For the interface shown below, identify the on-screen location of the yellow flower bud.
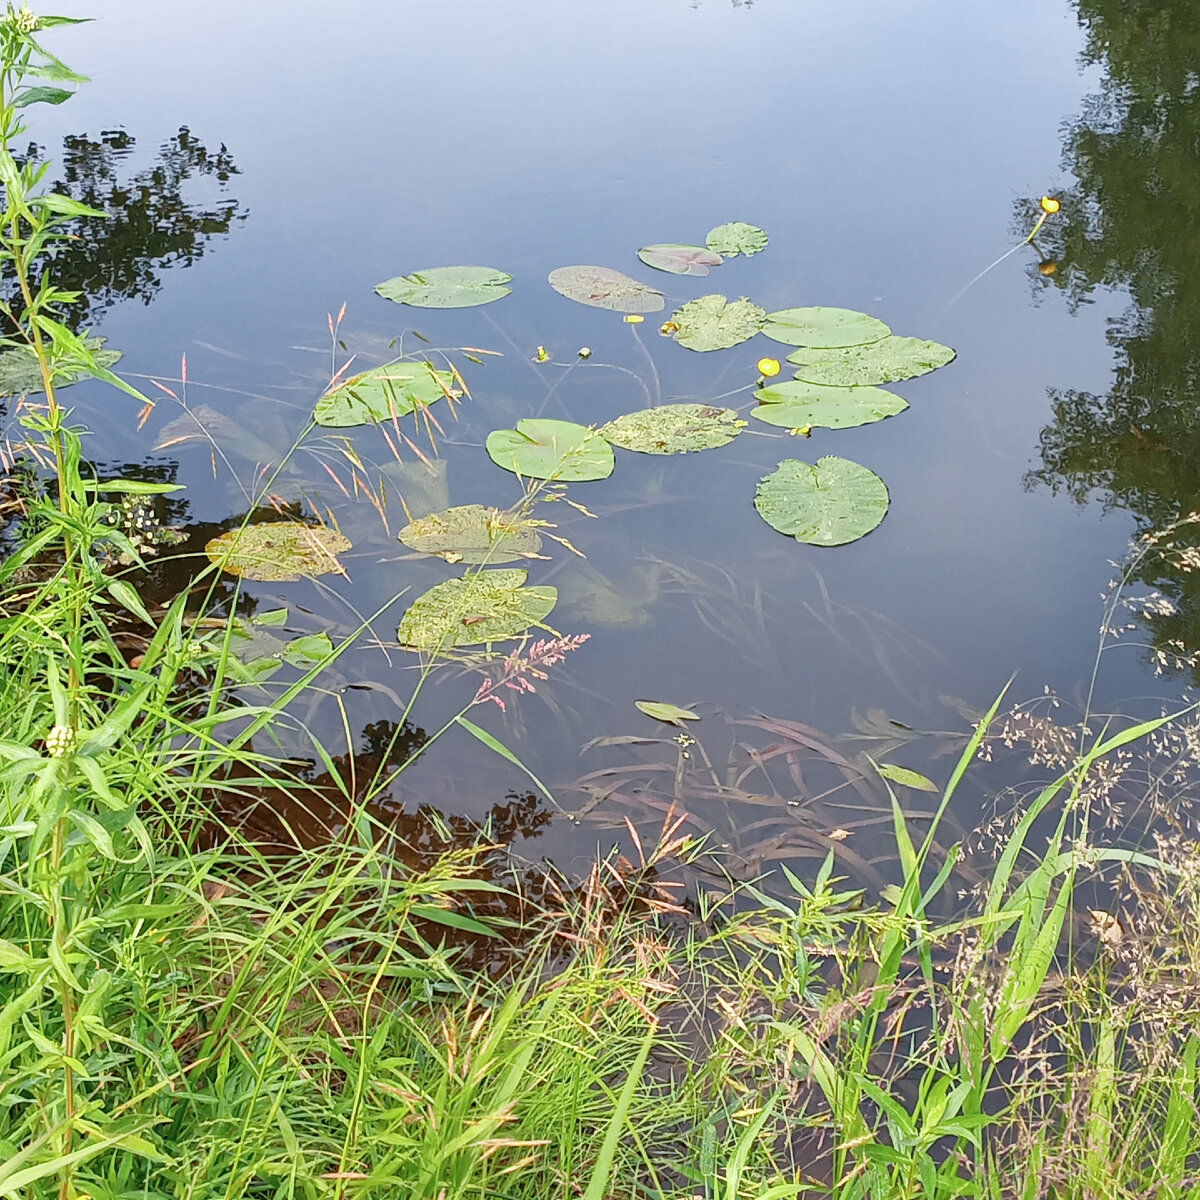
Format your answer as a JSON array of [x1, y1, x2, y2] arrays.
[[624, 314, 644, 324], [535, 346, 550, 362], [1040, 196, 1061, 214], [577, 347, 592, 359], [757, 357, 781, 377], [659, 320, 680, 336]]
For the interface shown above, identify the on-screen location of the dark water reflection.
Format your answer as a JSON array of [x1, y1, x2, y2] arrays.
[[20, 0, 1200, 892]]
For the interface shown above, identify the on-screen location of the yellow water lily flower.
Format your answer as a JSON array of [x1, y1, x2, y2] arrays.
[[660, 320, 680, 336], [757, 357, 781, 377], [624, 314, 645, 324], [578, 347, 592, 359], [1040, 196, 1061, 214], [535, 346, 551, 362]]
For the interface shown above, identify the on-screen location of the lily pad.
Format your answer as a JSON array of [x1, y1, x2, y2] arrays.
[[636, 700, 700, 725], [548, 265, 664, 313], [636, 244, 723, 276], [313, 361, 457, 427], [754, 457, 889, 547], [205, 523, 352, 581], [762, 307, 891, 349], [486, 418, 615, 482], [600, 403, 745, 454], [375, 266, 512, 308], [672, 295, 766, 352], [397, 568, 557, 651], [789, 336, 956, 386], [398, 504, 544, 564], [705, 222, 768, 258], [751, 381, 908, 430], [0, 336, 121, 398]]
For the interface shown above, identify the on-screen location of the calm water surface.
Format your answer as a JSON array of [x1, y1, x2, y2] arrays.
[[27, 0, 1197, 881]]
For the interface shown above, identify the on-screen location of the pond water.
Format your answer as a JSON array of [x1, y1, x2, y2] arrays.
[[25, 0, 1200, 884]]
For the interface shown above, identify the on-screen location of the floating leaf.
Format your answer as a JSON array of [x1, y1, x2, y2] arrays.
[[752, 381, 908, 430], [789, 336, 956, 386], [397, 568, 556, 651], [636, 700, 700, 726], [375, 266, 512, 308], [754, 457, 889, 547], [548, 265, 664, 313], [600, 403, 745, 454], [313, 361, 457, 427], [876, 763, 938, 792], [762, 307, 891, 349], [205, 523, 351, 581], [672, 295, 766, 352], [637, 244, 723, 275], [219, 626, 335, 685], [705, 222, 767, 258], [0, 336, 121, 398], [398, 504, 544, 564], [486, 418, 615, 482]]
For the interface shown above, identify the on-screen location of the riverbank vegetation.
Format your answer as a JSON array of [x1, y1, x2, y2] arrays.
[[0, 7, 1197, 1198]]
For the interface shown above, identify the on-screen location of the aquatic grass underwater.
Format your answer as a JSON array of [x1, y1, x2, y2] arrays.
[[0, 6, 1197, 1199]]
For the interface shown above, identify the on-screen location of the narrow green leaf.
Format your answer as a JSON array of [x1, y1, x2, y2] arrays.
[[457, 715, 557, 806]]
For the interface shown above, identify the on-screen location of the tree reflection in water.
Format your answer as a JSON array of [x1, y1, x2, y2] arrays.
[[1022, 1, 1200, 678]]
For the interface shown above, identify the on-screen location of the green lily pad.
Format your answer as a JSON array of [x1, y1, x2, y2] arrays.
[[754, 457, 889, 547], [636, 700, 700, 725], [398, 504, 544, 564], [313, 361, 457, 427], [751, 381, 908, 430], [636, 244, 723, 275], [762, 307, 891, 349], [672, 295, 766, 352], [397, 568, 557, 651], [548, 265, 664, 313], [486, 418, 615, 482], [0, 336, 121, 398], [600, 403, 745, 454], [788, 336, 956, 386], [375, 266, 512, 308], [205, 523, 352, 581], [705, 222, 767, 258]]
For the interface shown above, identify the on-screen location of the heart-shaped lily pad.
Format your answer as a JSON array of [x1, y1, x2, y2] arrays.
[[397, 568, 557, 651], [705, 222, 767, 258], [548, 265, 664, 313], [637, 244, 723, 275], [754, 457, 889, 546], [762, 307, 891, 349], [398, 504, 544, 564], [486, 418, 615, 481], [205, 523, 351, 581], [789, 336, 956, 386], [752, 381, 908, 430], [314, 361, 457, 427], [375, 266, 512, 308], [672, 295, 766, 352], [600, 403, 745, 453]]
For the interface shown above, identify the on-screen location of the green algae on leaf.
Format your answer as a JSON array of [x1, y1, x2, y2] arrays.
[[600, 403, 745, 454], [754, 457, 889, 546], [548, 265, 665, 313], [752, 381, 908, 430], [705, 222, 767, 258], [486, 418, 615, 481], [205, 522, 351, 581], [636, 244, 723, 275], [314, 361, 458, 427], [375, 266, 512, 308], [762, 306, 891, 349], [398, 504, 544, 564], [672, 295, 766, 352], [789, 336, 956, 386], [397, 568, 557, 651]]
